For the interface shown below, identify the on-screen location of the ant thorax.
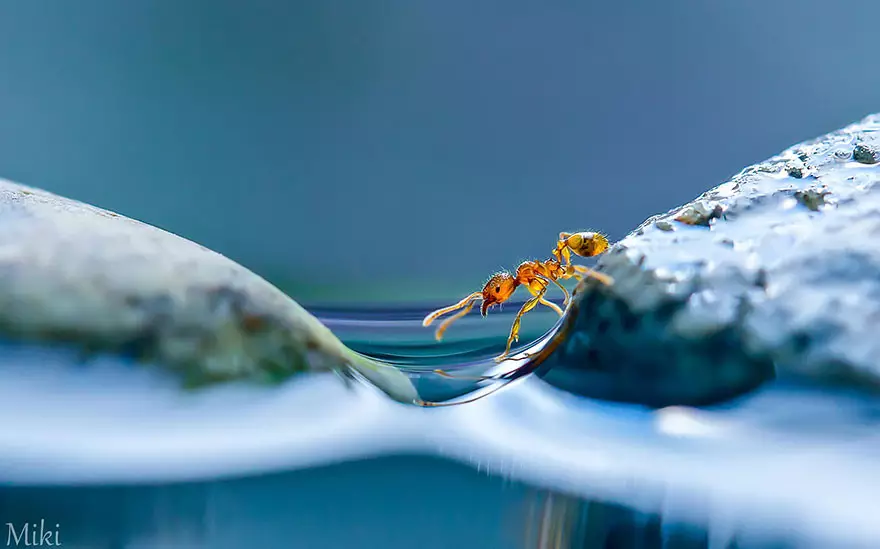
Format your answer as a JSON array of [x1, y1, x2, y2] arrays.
[[513, 260, 541, 284]]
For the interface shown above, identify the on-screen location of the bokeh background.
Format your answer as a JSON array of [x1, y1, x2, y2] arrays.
[[1, 2, 878, 307]]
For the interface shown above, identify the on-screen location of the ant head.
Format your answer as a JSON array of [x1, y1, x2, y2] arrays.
[[480, 272, 517, 316], [567, 231, 609, 258]]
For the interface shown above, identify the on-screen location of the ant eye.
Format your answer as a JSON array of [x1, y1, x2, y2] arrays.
[[495, 286, 501, 293]]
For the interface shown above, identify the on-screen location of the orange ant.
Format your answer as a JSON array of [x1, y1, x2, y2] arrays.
[[422, 231, 613, 364]]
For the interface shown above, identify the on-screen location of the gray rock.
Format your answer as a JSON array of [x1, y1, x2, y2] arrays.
[[540, 113, 880, 406], [0, 178, 416, 402]]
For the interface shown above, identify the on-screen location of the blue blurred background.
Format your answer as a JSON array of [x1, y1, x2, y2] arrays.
[[0, 1, 877, 306]]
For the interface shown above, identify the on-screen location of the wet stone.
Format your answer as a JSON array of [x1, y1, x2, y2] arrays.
[[0, 179, 417, 402], [539, 113, 880, 406]]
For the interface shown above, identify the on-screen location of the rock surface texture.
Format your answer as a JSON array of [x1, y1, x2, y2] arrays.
[[540, 114, 880, 406], [0, 179, 416, 401]]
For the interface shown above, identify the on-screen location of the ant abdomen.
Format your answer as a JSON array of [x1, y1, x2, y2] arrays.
[[563, 231, 609, 258]]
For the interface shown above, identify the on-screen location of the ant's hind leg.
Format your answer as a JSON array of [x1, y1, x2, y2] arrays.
[[494, 290, 545, 362], [553, 233, 574, 265], [573, 265, 614, 285], [539, 274, 571, 307], [538, 297, 563, 316]]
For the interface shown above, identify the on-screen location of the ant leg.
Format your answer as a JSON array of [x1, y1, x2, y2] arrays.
[[494, 289, 545, 362], [537, 273, 571, 307], [572, 265, 614, 285], [554, 233, 574, 266], [422, 292, 482, 340], [538, 297, 563, 316]]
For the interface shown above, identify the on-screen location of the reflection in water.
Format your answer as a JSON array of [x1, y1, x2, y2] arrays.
[[0, 456, 541, 549], [524, 491, 720, 549], [311, 298, 565, 365], [311, 299, 566, 404]]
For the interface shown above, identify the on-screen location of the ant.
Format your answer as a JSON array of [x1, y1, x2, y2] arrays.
[[422, 231, 613, 364]]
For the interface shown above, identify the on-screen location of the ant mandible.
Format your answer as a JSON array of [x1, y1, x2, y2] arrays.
[[422, 231, 613, 362]]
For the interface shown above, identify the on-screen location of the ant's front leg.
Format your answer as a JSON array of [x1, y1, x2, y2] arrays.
[[495, 288, 546, 362]]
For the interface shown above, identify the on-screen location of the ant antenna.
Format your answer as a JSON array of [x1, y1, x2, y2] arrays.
[[422, 291, 482, 340]]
